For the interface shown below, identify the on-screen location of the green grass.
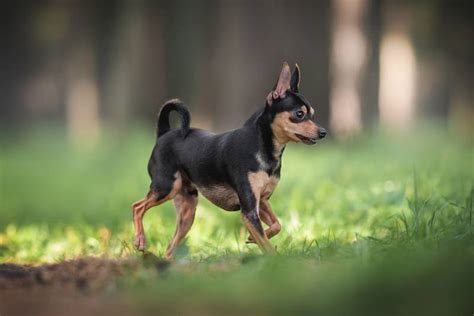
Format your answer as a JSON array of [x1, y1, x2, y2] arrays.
[[0, 124, 473, 314]]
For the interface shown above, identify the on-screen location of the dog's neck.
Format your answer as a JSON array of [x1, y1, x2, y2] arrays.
[[250, 107, 286, 166]]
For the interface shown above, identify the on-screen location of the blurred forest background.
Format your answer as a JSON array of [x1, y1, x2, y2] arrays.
[[0, 0, 472, 140], [0, 2, 473, 314]]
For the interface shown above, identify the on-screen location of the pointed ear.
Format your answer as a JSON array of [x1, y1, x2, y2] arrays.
[[290, 63, 300, 92], [274, 62, 291, 98]]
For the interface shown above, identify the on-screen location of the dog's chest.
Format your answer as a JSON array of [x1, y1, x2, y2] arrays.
[[256, 152, 281, 175], [248, 172, 280, 200]]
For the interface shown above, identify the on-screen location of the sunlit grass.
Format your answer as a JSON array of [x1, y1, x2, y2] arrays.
[[0, 124, 472, 264], [1, 124, 472, 314]]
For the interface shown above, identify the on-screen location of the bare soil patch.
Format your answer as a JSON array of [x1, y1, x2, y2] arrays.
[[0, 255, 172, 315], [0, 257, 132, 291]]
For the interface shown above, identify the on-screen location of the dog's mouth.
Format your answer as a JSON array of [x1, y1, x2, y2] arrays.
[[295, 133, 317, 145]]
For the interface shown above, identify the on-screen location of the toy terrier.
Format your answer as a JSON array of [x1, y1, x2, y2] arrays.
[[132, 62, 327, 258]]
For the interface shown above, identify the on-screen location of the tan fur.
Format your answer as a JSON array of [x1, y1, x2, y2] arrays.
[[259, 200, 281, 238], [275, 62, 292, 97], [271, 106, 318, 146], [246, 171, 280, 246], [245, 171, 279, 253], [198, 183, 240, 211], [241, 213, 276, 254], [247, 199, 281, 244], [247, 172, 280, 208], [248, 171, 269, 202], [132, 172, 182, 251], [165, 186, 198, 259], [262, 176, 279, 199]]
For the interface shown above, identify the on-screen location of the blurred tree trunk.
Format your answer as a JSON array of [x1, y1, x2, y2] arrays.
[[102, 0, 148, 126], [212, 1, 249, 131], [440, 1, 474, 135], [163, 0, 215, 129], [64, 3, 101, 146], [329, 0, 368, 137], [129, 1, 166, 125], [361, 0, 381, 128], [378, 2, 416, 129]]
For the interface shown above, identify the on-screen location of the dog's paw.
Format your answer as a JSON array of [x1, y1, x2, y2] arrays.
[[134, 234, 146, 252], [246, 235, 256, 244]]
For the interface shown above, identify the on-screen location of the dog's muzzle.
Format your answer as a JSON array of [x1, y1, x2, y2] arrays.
[[319, 127, 327, 139]]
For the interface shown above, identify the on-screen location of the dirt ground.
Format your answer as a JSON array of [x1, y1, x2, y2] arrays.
[[0, 256, 172, 316], [0, 258, 128, 291]]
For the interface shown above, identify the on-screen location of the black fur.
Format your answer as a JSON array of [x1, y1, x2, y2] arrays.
[[290, 64, 300, 92], [148, 91, 321, 206], [157, 99, 190, 138], [142, 63, 326, 252]]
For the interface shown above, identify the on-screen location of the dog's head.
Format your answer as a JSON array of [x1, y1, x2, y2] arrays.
[[265, 62, 327, 145]]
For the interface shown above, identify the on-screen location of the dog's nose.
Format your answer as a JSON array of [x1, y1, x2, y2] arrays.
[[319, 127, 327, 139]]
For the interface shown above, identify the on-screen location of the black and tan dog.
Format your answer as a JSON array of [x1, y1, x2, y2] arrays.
[[132, 62, 327, 258]]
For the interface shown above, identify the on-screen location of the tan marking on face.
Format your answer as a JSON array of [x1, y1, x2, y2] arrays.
[[300, 104, 315, 117], [271, 106, 319, 145]]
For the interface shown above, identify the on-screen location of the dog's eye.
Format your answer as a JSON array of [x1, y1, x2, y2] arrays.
[[295, 110, 305, 120]]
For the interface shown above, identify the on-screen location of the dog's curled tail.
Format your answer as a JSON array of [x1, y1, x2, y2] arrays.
[[157, 99, 190, 138]]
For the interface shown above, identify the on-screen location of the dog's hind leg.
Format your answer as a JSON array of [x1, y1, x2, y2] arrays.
[[132, 171, 182, 252], [259, 200, 281, 238], [165, 182, 198, 259], [247, 200, 281, 243]]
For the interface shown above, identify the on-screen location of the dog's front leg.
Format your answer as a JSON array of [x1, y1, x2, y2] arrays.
[[238, 187, 276, 254]]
